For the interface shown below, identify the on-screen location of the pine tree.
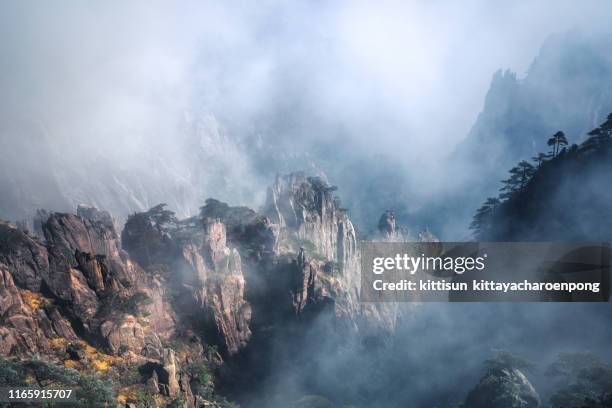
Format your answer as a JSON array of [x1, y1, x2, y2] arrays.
[[547, 131, 568, 157], [470, 197, 500, 237], [532, 152, 551, 168], [499, 160, 535, 199], [584, 113, 612, 148]]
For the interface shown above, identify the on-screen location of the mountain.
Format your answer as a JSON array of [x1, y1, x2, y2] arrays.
[[471, 114, 612, 241], [3, 169, 612, 407], [0, 172, 399, 407], [430, 31, 612, 239], [457, 31, 612, 182]]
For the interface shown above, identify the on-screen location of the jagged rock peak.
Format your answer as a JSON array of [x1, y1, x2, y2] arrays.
[[265, 172, 340, 223], [1, 204, 243, 404], [418, 228, 439, 242], [378, 210, 397, 236], [76, 204, 119, 234], [201, 198, 278, 256], [374, 209, 440, 243], [122, 203, 252, 355], [264, 172, 357, 272]]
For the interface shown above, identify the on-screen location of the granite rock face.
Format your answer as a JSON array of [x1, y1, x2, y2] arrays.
[[0, 208, 202, 406], [41, 212, 147, 337], [290, 248, 318, 314], [195, 219, 252, 355], [264, 173, 362, 325], [0, 211, 174, 355], [265, 173, 358, 279], [0, 221, 75, 356], [123, 205, 252, 355], [0, 256, 76, 356], [261, 174, 410, 335], [200, 198, 278, 257], [0, 220, 50, 292]]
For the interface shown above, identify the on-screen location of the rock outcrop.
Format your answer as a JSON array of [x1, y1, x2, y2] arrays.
[[291, 248, 318, 314], [76, 204, 120, 235], [463, 367, 541, 408], [378, 210, 397, 237], [265, 173, 358, 279], [0, 206, 222, 406], [123, 205, 252, 355], [0, 221, 77, 356], [200, 198, 278, 257], [263, 173, 361, 327], [0, 220, 50, 291], [0, 210, 176, 355], [194, 219, 252, 355], [261, 174, 413, 337]]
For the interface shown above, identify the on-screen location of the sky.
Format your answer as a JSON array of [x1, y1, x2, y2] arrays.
[[1, 0, 612, 221]]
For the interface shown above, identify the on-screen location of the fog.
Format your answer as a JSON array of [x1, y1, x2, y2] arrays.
[[1, 0, 612, 231], [223, 300, 612, 407], [2, 3, 612, 407]]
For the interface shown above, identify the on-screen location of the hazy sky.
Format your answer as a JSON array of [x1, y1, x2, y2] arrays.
[[1, 0, 612, 220], [2, 1, 611, 147]]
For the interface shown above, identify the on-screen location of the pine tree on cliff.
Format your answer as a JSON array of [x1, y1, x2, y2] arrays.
[[547, 130, 568, 157], [499, 161, 535, 199], [470, 197, 500, 237], [532, 152, 550, 168], [585, 113, 612, 147]]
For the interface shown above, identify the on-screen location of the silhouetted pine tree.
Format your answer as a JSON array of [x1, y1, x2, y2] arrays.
[[499, 160, 535, 200], [584, 113, 612, 149], [532, 152, 551, 168], [547, 130, 568, 157], [469, 113, 612, 240], [469, 197, 500, 237]]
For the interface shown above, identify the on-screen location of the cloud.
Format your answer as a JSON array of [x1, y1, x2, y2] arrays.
[[0, 0, 611, 226]]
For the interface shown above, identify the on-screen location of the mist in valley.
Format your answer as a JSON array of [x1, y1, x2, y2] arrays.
[[1, 1, 611, 232]]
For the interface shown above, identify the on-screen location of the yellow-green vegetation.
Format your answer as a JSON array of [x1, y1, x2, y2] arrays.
[[83, 343, 123, 373], [50, 337, 69, 349], [58, 341, 123, 374], [117, 384, 158, 406], [21, 289, 51, 311], [0, 356, 115, 407], [186, 360, 214, 399]]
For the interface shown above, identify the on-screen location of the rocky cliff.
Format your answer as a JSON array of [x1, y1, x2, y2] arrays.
[[122, 204, 252, 356], [265, 173, 358, 277], [262, 173, 363, 326], [0, 208, 226, 407], [0, 172, 403, 407]]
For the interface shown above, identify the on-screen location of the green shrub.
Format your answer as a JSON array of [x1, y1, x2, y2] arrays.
[[0, 357, 115, 408]]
